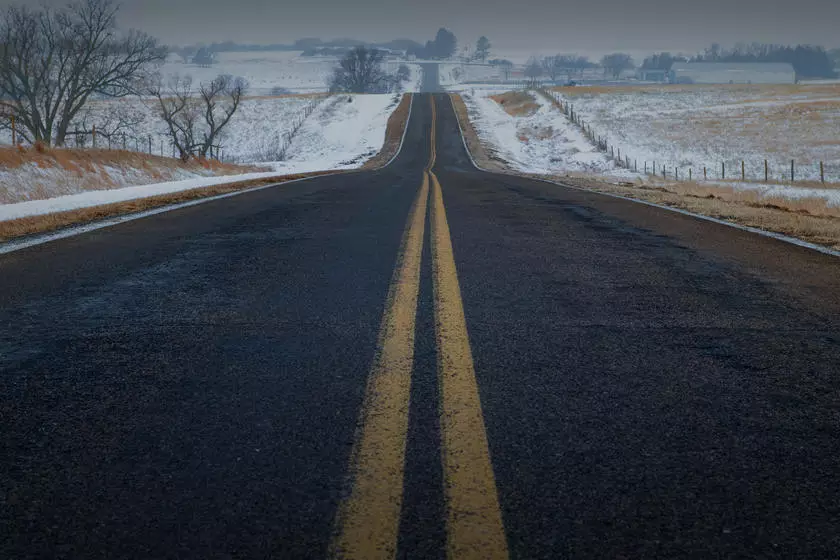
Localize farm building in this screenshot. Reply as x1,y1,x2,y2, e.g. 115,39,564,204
670,62,796,84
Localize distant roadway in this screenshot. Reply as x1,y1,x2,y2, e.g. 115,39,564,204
2,93,840,559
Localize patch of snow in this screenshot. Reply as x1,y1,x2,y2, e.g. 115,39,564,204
270,94,400,173
462,89,636,178
0,171,285,221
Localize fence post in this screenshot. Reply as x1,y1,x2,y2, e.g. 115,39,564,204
791,159,795,182
148,135,152,154
10,115,16,145
645,161,647,173
741,160,745,181
764,159,768,183
689,168,692,181
820,161,824,184
704,166,707,180
634,160,637,172
722,162,725,180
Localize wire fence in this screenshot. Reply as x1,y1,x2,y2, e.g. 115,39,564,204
536,87,840,186
1,95,328,164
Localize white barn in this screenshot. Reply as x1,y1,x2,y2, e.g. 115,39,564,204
670,62,796,84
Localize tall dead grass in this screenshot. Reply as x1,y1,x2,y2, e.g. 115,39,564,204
490,91,540,117
544,174,840,250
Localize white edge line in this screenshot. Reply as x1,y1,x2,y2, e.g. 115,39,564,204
1,94,417,256
449,93,481,171
0,175,322,255
382,92,414,169
448,93,840,259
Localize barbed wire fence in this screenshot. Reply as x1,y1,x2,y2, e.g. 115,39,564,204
535,87,838,186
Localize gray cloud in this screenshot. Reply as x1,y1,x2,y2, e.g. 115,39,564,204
2,0,838,57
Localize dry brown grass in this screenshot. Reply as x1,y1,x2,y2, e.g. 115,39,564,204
449,94,507,172
551,83,840,97
0,171,338,242
539,173,840,250
361,94,412,170
0,145,260,174
490,91,540,117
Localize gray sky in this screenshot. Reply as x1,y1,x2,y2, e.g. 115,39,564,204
6,0,839,57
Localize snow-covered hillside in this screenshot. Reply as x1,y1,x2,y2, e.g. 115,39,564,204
553,84,840,184
461,89,630,177
274,94,402,174
160,51,423,95
0,93,403,219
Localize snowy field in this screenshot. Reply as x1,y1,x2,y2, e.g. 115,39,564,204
552,84,840,184
461,89,631,177
160,51,422,95
273,94,401,174
0,92,401,218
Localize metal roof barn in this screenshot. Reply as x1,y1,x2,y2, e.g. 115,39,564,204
670,62,796,84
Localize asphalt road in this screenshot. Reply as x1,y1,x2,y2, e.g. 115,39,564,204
2,94,840,559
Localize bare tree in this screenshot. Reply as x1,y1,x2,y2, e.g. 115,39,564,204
153,74,247,161
330,46,391,93
542,56,562,84
524,57,544,87
0,0,166,146
600,53,635,79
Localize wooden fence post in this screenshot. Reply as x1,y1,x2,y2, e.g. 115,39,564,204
820,161,824,183
741,160,745,181
704,166,707,180
689,168,692,181
722,162,725,180
764,159,768,182
791,159,795,182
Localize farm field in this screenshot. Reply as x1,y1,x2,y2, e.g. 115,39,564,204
0,93,401,205
550,84,840,184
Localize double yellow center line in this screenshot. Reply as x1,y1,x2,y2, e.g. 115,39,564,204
331,97,508,559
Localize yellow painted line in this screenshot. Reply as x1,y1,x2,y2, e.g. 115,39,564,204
330,172,430,560
426,95,437,171
429,169,509,560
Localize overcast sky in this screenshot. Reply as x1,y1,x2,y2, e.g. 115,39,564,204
5,0,839,58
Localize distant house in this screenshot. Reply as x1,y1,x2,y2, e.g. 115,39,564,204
670,62,796,84
638,68,668,82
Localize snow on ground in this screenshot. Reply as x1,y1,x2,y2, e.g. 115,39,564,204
553,84,840,184
269,94,401,174
0,93,400,220
0,171,285,221
161,51,336,95
160,51,422,95
0,159,229,204
461,89,634,177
